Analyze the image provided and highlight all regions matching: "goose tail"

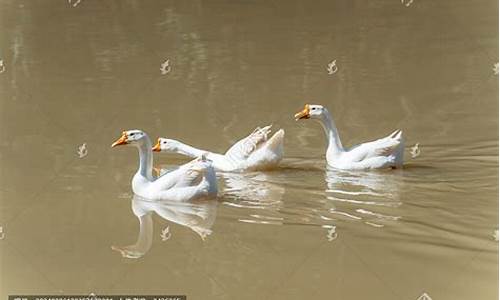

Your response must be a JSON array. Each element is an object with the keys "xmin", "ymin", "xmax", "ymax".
[
  {"xmin": 391, "ymin": 130, "xmax": 405, "ymax": 167},
  {"xmin": 266, "ymin": 129, "xmax": 285, "ymax": 152},
  {"xmin": 389, "ymin": 129, "xmax": 403, "ymax": 140}
]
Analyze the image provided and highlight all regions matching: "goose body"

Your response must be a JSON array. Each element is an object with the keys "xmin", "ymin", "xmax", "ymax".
[
  {"xmin": 153, "ymin": 125, "xmax": 284, "ymax": 172},
  {"xmin": 294, "ymin": 104, "xmax": 404, "ymax": 170},
  {"xmin": 111, "ymin": 130, "xmax": 218, "ymax": 201}
]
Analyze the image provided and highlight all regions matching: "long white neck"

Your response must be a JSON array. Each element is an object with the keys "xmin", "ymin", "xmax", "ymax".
[
  {"xmin": 174, "ymin": 141, "xmax": 207, "ymax": 158},
  {"xmin": 136, "ymin": 137, "xmax": 154, "ymax": 181},
  {"xmin": 319, "ymin": 109, "xmax": 344, "ymax": 156}
]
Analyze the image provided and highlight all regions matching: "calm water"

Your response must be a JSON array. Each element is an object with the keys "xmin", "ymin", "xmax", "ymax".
[{"xmin": 0, "ymin": 0, "xmax": 498, "ymax": 299}]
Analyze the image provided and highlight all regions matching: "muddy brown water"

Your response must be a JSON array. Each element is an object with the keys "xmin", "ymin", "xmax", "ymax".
[{"xmin": 0, "ymin": 0, "xmax": 498, "ymax": 299}]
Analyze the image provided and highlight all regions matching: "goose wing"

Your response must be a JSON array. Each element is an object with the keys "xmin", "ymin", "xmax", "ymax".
[
  {"xmin": 153, "ymin": 157, "xmax": 211, "ymax": 191},
  {"xmin": 224, "ymin": 125, "xmax": 272, "ymax": 162},
  {"xmin": 345, "ymin": 130, "xmax": 403, "ymax": 162}
]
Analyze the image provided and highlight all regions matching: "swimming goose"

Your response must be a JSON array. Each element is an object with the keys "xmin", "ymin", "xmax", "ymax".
[
  {"xmin": 152, "ymin": 125, "xmax": 284, "ymax": 172},
  {"xmin": 111, "ymin": 130, "xmax": 217, "ymax": 201},
  {"xmin": 294, "ymin": 104, "xmax": 404, "ymax": 170}
]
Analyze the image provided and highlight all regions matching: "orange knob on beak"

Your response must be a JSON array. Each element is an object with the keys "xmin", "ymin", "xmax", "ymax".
[
  {"xmin": 111, "ymin": 131, "xmax": 128, "ymax": 148},
  {"xmin": 294, "ymin": 104, "xmax": 310, "ymax": 120},
  {"xmin": 152, "ymin": 139, "xmax": 161, "ymax": 152}
]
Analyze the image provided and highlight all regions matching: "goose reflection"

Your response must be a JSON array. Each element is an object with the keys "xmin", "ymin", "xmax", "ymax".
[
  {"xmin": 221, "ymin": 172, "xmax": 286, "ymax": 225},
  {"xmin": 112, "ymin": 194, "xmax": 217, "ymax": 258},
  {"xmin": 155, "ymin": 165, "xmax": 285, "ymax": 207},
  {"xmin": 324, "ymin": 168, "xmax": 402, "ymax": 227},
  {"xmin": 223, "ymin": 173, "xmax": 284, "ymax": 202}
]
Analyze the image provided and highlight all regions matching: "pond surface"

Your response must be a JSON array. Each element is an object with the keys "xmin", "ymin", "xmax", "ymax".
[{"xmin": 0, "ymin": 0, "xmax": 498, "ymax": 299}]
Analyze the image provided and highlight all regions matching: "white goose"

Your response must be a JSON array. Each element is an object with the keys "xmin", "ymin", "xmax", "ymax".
[
  {"xmin": 294, "ymin": 104, "xmax": 404, "ymax": 170},
  {"xmin": 111, "ymin": 130, "xmax": 218, "ymax": 201},
  {"xmin": 152, "ymin": 125, "xmax": 285, "ymax": 172}
]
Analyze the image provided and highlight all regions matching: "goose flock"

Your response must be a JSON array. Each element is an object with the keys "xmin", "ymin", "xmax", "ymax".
[{"xmin": 111, "ymin": 104, "xmax": 405, "ymax": 202}]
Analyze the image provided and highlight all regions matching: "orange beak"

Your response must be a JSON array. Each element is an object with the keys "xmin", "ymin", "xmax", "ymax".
[
  {"xmin": 294, "ymin": 104, "xmax": 310, "ymax": 120},
  {"xmin": 152, "ymin": 139, "xmax": 161, "ymax": 152},
  {"xmin": 111, "ymin": 132, "xmax": 128, "ymax": 148}
]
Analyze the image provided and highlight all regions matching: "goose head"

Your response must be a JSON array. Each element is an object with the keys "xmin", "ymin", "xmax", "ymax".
[
  {"xmin": 111, "ymin": 130, "xmax": 147, "ymax": 148},
  {"xmin": 294, "ymin": 104, "xmax": 326, "ymax": 120},
  {"xmin": 152, "ymin": 137, "xmax": 179, "ymax": 152}
]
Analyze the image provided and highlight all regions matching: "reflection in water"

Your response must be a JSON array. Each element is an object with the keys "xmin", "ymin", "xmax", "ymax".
[
  {"xmin": 220, "ymin": 169, "xmax": 342, "ymax": 241},
  {"xmin": 112, "ymin": 194, "xmax": 217, "ymax": 259},
  {"xmin": 222, "ymin": 172, "xmax": 285, "ymax": 225},
  {"xmin": 0, "ymin": 0, "xmax": 495, "ymax": 297},
  {"xmin": 325, "ymin": 168, "xmax": 402, "ymax": 228},
  {"xmin": 219, "ymin": 168, "xmax": 403, "ymax": 239}
]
